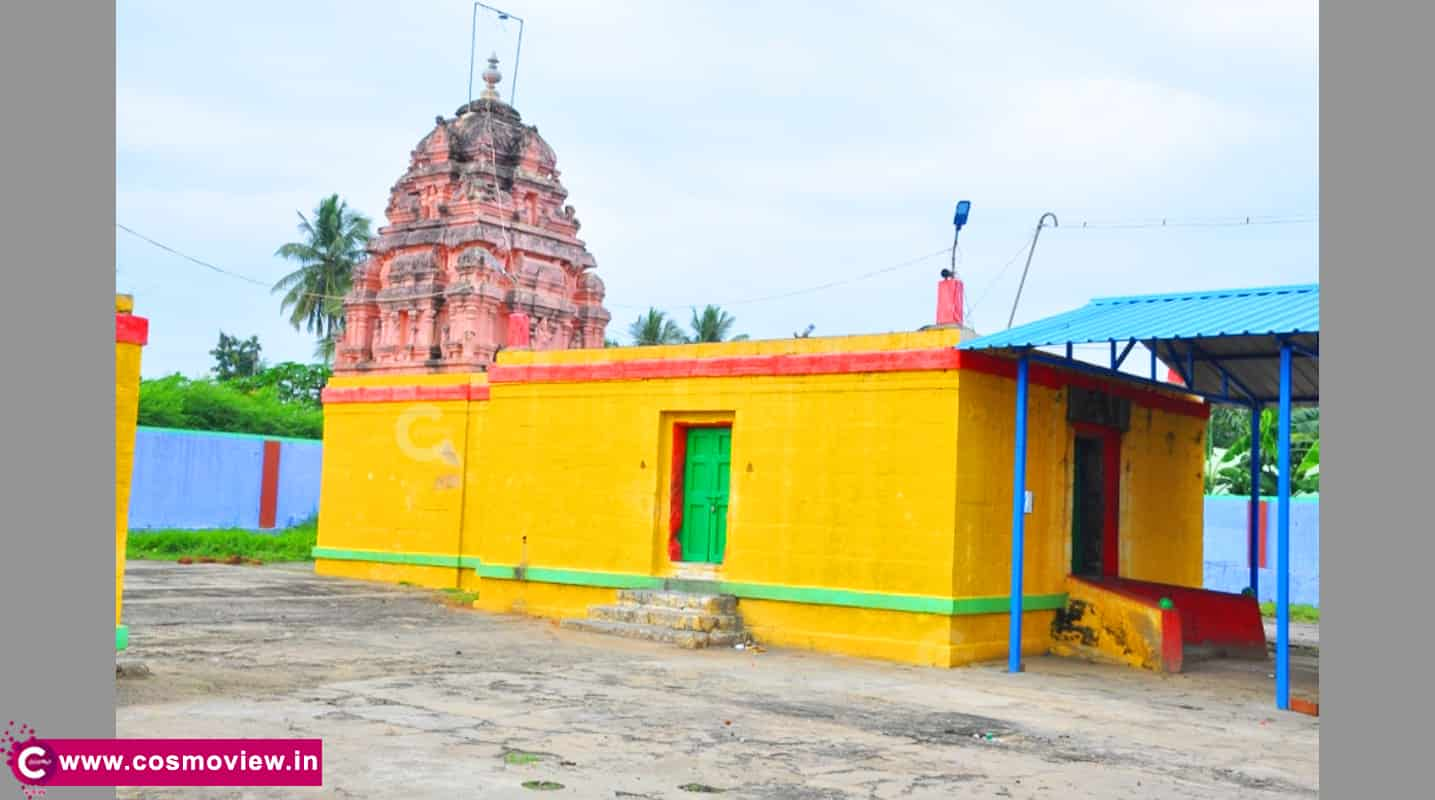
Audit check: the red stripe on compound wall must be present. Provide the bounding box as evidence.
[116,313,149,345]
[1258,499,1269,569]
[258,440,281,529]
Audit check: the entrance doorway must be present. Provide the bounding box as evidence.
[1071,424,1120,578]
[679,426,731,564]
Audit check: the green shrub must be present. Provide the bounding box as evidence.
[138,374,323,439]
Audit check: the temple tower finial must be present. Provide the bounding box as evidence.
[480,53,502,101]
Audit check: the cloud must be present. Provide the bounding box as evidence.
[1114,0,1318,62]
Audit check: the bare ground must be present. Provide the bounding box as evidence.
[116,562,1319,799]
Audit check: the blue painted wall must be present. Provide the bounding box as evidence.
[1202,495,1319,607]
[128,427,322,531]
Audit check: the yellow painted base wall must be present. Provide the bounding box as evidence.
[314,372,477,589]
[474,579,617,620]
[313,329,1207,670]
[469,331,966,600]
[115,299,144,633]
[314,559,459,590]
[740,599,1056,667]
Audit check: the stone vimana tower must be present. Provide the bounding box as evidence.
[335,55,611,375]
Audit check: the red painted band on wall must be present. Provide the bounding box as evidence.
[489,348,1208,419]
[320,384,489,404]
[258,440,281,530]
[490,348,967,385]
[116,313,149,346]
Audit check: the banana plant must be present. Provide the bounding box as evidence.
[1207,408,1319,496]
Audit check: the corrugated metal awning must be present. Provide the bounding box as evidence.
[959,284,1319,405]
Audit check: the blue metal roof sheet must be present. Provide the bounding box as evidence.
[959,284,1318,351]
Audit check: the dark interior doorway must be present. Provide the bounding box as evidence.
[1071,436,1105,576]
[1071,424,1121,578]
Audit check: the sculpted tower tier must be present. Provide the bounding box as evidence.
[335,56,611,375]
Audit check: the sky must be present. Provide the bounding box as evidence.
[117,1,1318,379]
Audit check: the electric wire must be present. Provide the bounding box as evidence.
[117,211,1318,311]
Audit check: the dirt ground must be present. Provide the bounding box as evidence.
[116,561,1319,799]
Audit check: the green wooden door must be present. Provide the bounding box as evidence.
[680,427,731,563]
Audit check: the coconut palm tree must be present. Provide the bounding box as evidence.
[273,195,373,363]
[628,308,686,346]
[688,305,748,343]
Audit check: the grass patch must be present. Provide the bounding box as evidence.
[521,781,563,791]
[1259,602,1320,623]
[127,519,317,564]
[503,751,543,766]
[440,588,481,607]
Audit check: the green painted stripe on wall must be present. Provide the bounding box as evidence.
[311,547,462,568]
[714,580,1066,615]
[316,549,1068,616]
[116,625,129,652]
[479,563,1065,616]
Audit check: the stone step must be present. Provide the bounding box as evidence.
[589,603,741,633]
[616,589,737,615]
[559,618,747,650]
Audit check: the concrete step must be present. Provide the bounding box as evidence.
[616,589,737,615]
[589,603,741,633]
[559,618,748,650]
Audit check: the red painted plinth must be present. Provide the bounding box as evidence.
[936,279,964,326]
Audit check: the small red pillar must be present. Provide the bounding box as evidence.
[507,312,531,348]
[936,278,964,326]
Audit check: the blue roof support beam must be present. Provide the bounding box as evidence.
[1023,351,1223,406]
[1008,354,1030,675]
[1159,341,1194,388]
[1112,339,1138,371]
[1280,336,1320,360]
[1186,341,1261,405]
[1249,406,1262,599]
[1275,344,1293,710]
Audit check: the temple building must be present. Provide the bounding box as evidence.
[313,60,1292,688]
[335,56,610,376]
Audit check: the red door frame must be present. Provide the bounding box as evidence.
[668,421,733,562]
[1073,422,1121,578]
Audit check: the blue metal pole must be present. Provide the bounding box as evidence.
[1276,346,1292,710]
[1248,404,1261,598]
[1009,355,1030,674]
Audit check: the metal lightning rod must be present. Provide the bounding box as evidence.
[1007,212,1058,330]
[469,3,526,106]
